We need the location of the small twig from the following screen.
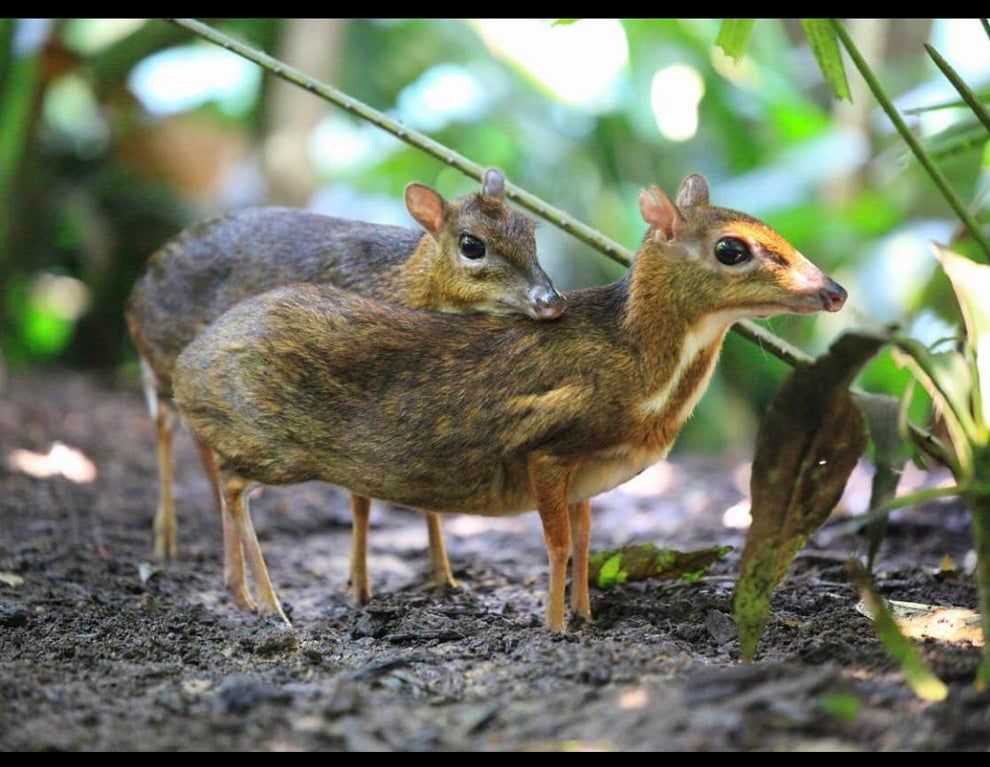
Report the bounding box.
[831,19,990,262]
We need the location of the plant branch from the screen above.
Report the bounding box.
[166,18,945,465]
[831,19,990,262]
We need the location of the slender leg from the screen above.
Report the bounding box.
[425,512,458,589]
[195,437,223,515]
[349,493,372,604]
[153,407,178,560]
[529,455,573,633]
[568,500,592,621]
[217,475,256,612]
[238,491,290,626]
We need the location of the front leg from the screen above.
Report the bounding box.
[568,500,592,621]
[349,493,372,604]
[425,512,458,589]
[529,454,574,633]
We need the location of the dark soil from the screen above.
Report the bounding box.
[1,371,987,751]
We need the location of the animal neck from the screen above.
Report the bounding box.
[622,253,738,435]
[394,234,444,310]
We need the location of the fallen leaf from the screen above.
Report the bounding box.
[588,544,731,588]
[0,572,24,588]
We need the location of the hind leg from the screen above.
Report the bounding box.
[152,406,178,560]
[140,358,178,560]
[221,473,288,624]
[195,437,223,514]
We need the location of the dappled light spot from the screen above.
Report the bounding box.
[473,19,627,109]
[651,64,704,142]
[7,441,97,483]
[722,499,751,530]
[617,687,649,709]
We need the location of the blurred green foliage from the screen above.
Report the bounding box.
[0,18,986,453]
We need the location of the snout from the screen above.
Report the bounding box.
[529,285,566,320]
[818,278,847,312]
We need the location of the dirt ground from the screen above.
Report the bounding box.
[1,370,987,751]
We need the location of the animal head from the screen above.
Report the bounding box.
[636,174,846,320]
[404,168,564,320]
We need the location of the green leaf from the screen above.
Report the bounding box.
[552,19,579,27]
[853,392,910,570]
[934,244,990,436]
[904,91,990,115]
[800,19,851,101]
[892,340,977,476]
[715,20,756,63]
[816,693,861,723]
[735,330,883,659]
[847,560,948,701]
[588,544,731,589]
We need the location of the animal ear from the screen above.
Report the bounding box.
[675,173,709,209]
[482,167,506,198]
[638,185,685,242]
[404,183,447,235]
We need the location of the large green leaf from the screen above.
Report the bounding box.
[734,331,883,659]
[935,244,990,437]
[800,20,851,101]
[715,20,756,63]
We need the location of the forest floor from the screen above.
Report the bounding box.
[1,370,987,751]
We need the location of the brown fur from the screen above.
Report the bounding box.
[173,175,846,630]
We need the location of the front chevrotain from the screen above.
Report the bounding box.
[174,174,846,629]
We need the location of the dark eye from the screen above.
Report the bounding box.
[714,237,751,266]
[458,234,486,260]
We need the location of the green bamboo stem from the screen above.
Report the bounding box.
[167,18,943,463]
[831,19,990,262]
[923,44,990,134]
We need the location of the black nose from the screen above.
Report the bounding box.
[532,287,565,320]
[819,279,847,312]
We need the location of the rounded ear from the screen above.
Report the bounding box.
[638,185,685,242]
[482,167,506,198]
[675,173,709,209]
[404,183,447,235]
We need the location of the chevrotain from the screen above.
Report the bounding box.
[173,174,847,629]
[126,169,563,603]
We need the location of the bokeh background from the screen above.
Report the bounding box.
[1,18,988,452]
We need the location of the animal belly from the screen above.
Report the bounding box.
[568,449,667,503]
